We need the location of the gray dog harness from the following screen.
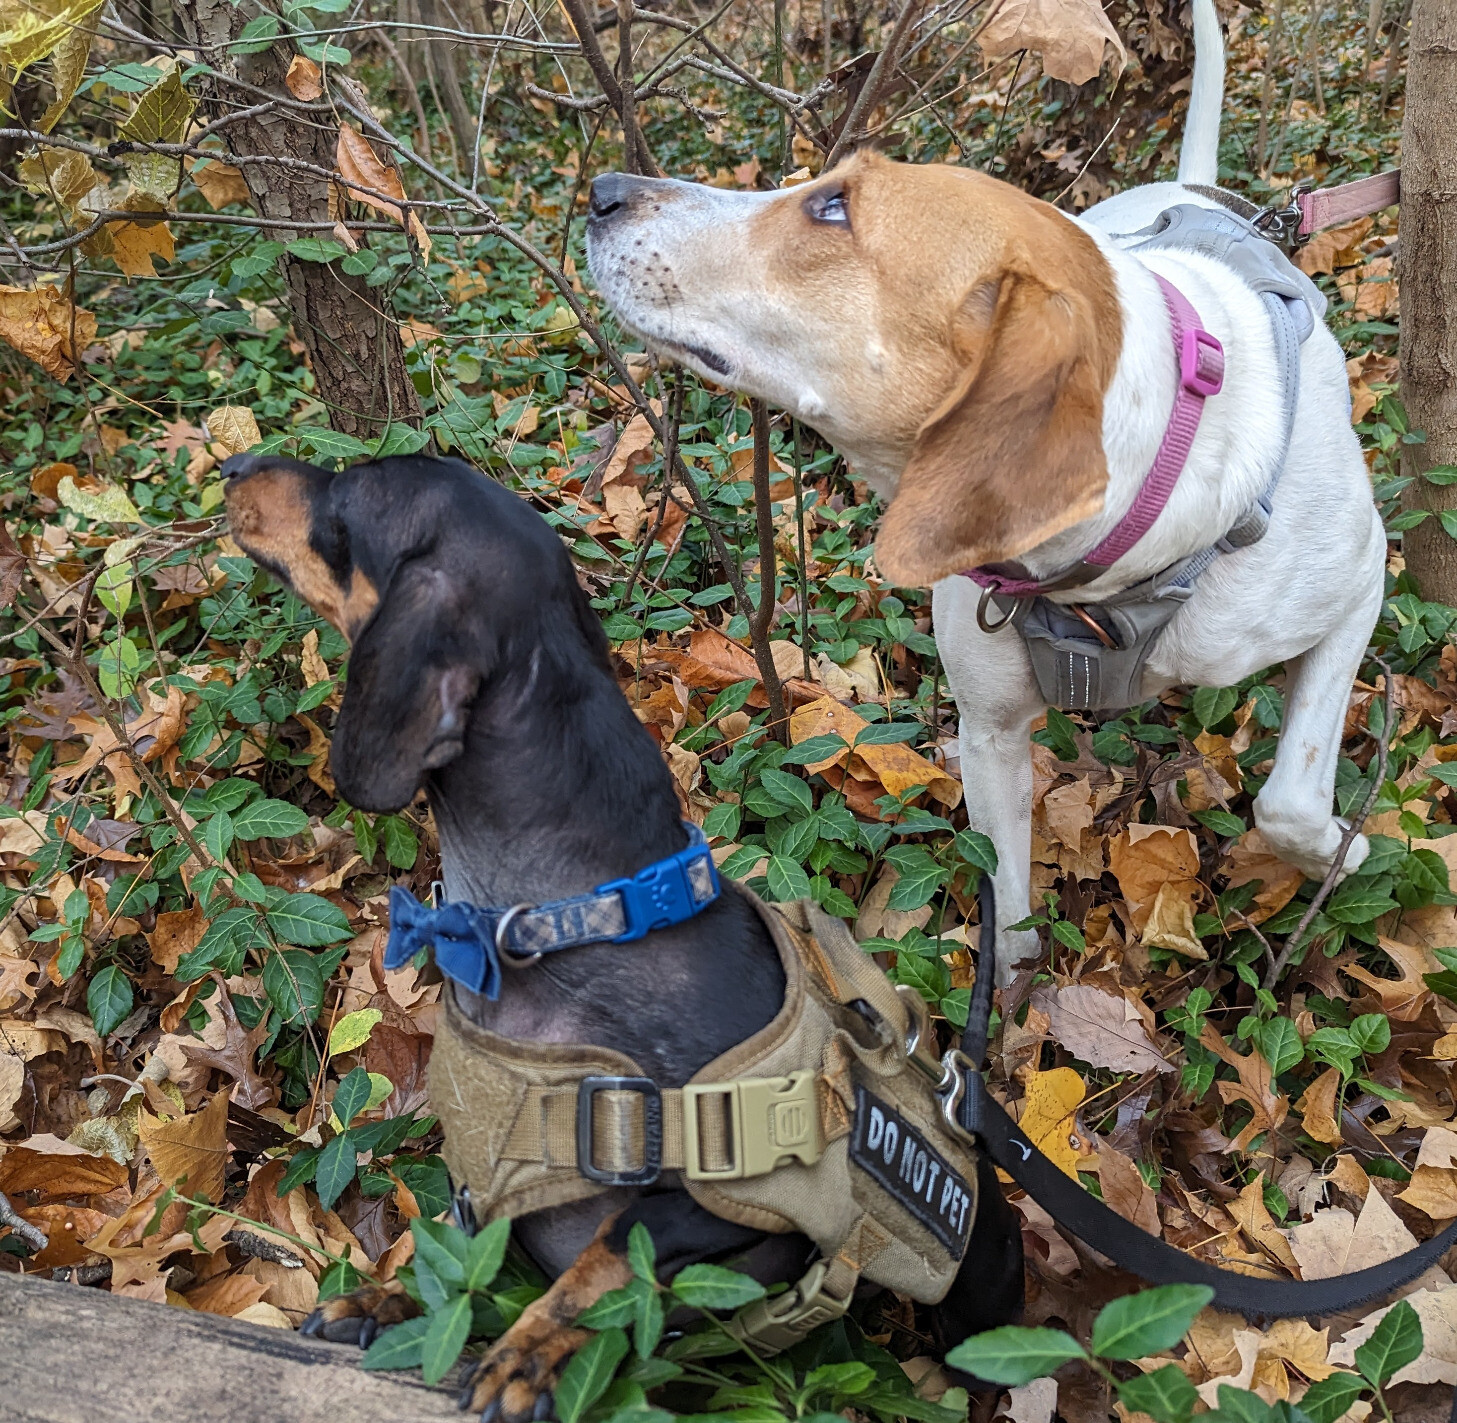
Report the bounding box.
[965,205,1328,713]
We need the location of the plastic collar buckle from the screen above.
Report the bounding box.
[1180,326,1225,398]
[683,1071,824,1181]
[577,1075,662,1186]
[601,844,714,942]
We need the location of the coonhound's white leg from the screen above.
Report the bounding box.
[932,576,1046,986]
[1252,581,1383,882]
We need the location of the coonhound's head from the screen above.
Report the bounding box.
[222,454,598,813]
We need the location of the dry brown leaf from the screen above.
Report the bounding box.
[789,694,961,807]
[1200,1023,1289,1153]
[977,0,1127,84]
[1034,982,1175,1074]
[1344,935,1436,1019]
[1295,1068,1343,1146]
[205,405,261,457]
[0,283,98,380]
[1,1055,26,1131]
[336,123,406,221]
[20,1203,113,1268]
[1142,880,1207,959]
[138,1087,230,1201]
[1288,1185,1417,1280]
[857,865,934,940]
[108,218,175,279]
[191,158,251,210]
[1397,1165,1457,1221]
[1109,824,1200,933]
[1230,1174,1301,1273]
[1220,829,1307,926]
[0,1144,128,1198]
[186,1271,271,1316]
[1294,216,1373,276]
[285,54,323,100]
[1096,1141,1159,1236]
[147,903,206,976]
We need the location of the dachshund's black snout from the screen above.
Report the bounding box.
[588,171,653,221]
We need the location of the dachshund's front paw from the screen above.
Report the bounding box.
[300,1280,421,1348]
[457,1315,588,1422]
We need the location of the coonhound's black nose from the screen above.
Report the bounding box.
[221,454,264,480]
[589,171,652,220]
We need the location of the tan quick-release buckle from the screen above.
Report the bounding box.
[724,1257,856,1354]
[682,1070,824,1181]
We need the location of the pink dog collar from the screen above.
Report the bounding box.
[964,274,1223,598]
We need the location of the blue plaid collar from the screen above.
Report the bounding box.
[382,823,720,1000]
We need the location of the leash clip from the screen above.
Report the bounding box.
[495,903,541,968]
[936,1048,981,1144]
[1253,179,1313,250]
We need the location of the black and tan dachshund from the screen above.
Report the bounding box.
[220,452,1023,1420]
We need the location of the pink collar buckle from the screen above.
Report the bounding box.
[1180,326,1225,397]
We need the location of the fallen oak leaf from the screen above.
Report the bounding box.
[1199,1022,1289,1153]
[138,1087,230,1202]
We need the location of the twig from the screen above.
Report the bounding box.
[1257,0,1288,170]
[0,1192,48,1252]
[748,400,789,743]
[823,0,922,168]
[1262,660,1395,990]
[558,0,659,175]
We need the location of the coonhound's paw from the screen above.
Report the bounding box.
[300,1280,420,1348]
[456,1315,588,1423]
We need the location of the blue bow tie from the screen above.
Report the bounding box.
[382,824,719,1000]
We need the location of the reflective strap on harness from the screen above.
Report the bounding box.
[500,1070,828,1186]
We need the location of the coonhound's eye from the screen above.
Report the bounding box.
[803,188,850,227]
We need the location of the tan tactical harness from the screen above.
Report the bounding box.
[428,889,982,1353]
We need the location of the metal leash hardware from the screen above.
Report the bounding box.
[1252,179,1314,251]
[976,586,1017,635]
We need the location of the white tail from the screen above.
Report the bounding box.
[1178,0,1225,186]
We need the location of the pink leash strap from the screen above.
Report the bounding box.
[1297,170,1401,238]
[964,274,1223,598]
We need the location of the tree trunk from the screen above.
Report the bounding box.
[1397,0,1457,601]
[173,0,422,439]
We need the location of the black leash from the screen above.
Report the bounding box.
[957,880,1457,1321]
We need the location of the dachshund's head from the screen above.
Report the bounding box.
[222,454,604,813]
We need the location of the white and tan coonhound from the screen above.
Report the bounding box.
[585,0,1383,982]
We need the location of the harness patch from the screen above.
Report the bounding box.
[849,1086,972,1257]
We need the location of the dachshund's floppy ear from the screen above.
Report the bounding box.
[875,264,1118,586]
[330,562,484,811]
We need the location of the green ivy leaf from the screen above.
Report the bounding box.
[556,1327,630,1423]
[262,947,325,1026]
[86,964,134,1038]
[1115,1364,1199,1423]
[780,735,848,765]
[332,1066,373,1127]
[412,1217,468,1289]
[758,768,813,817]
[1191,685,1238,730]
[421,1292,473,1386]
[360,1314,430,1371]
[952,828,998,874]
[1252,1016,1303,1077]
[1294,1372,1365,1423]
[627,1221,656,1283]
[765,855,812,902]
[1090,1284,1213,1360]
[266,892,353,946]
[945,1326,1084,1386]
[313,1129,359,1211]
[464,1216,510,1292]
[231,798,309,840]
[1354,1298,1423,1388]
[669,1264,766,1311]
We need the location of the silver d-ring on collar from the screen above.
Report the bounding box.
[495,904,541,968]
[976,586,1016,635]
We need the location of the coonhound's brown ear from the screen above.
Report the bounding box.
[875,265,1117,587]
[331,562,483,811]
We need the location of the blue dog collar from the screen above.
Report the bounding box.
[382,823,720,1000]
